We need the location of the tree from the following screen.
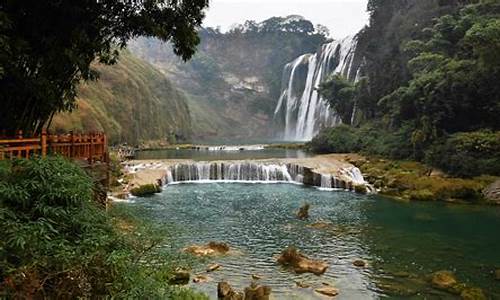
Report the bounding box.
[318,74,356,124]
[0,0,209,134]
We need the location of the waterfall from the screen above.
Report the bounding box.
[163,161,370,192]
[274,36,360,141]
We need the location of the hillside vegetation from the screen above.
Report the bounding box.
[311,0,500,178]
[129,16,328,141]
[52,51,192,145]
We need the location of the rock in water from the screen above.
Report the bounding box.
[353,259,366,267]
[315,286,339,297]
[431,270,457,290]
[252,274,263,280]
[193,275,210,283]
[184,241,230,257]
[277,246,328,275]
[218,282,243,300]
[244,282,272,300]
[295,281,311,288]
[297,203,310,220]
[170,269,190,285]
[460,287,487,300]
[207,263,221,272]
[495,269,500,281]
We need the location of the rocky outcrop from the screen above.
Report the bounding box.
[484,179,500,205]
[184,241,230,257]
[277,247,328,275]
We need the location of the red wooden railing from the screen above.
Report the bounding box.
[0,129,108,164]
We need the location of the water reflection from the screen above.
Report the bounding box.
[135,148,311,161]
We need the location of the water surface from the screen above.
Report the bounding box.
[129,183,500,299]
[135,148,311,161]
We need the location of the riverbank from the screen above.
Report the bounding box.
[341,154,499,205]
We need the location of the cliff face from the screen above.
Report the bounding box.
[51,51,192,145]
[129,16,328,142]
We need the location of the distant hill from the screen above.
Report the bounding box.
[129,16,328,142]
[51,51,192,145]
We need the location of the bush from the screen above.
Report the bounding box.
[130,184,162,197]
[0,156,206,299]
[425,131,500,177]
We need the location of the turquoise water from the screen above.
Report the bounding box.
[135,148,311,161]
[130,183,500,299]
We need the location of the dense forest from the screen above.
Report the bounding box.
[312,0,500,177]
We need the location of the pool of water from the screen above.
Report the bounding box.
[128,183,500,299]
[135,148,311,161]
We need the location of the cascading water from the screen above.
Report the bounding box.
[274,36,361,141]
[163,161,370,192]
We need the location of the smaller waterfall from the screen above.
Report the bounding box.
[162,162,371,192]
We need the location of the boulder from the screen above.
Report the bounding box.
[244,282,272,300]
[353,259,366,267]
[217,282,243,300]
[170,269,190,285]
[460,287,487,300]
[431,270,457,290]
[315,286,339,297]
[207,263,221,272]
[277,247,328,275]
[297,203,310,220]
[184,241,230,257]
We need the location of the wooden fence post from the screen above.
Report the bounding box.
[41,129,47,158]
[89,132,94,165]
[70,131,74,158]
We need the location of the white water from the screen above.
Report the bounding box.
[164,161,369,192]
[274,36,360,141]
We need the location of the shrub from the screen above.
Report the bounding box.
[130,184,162,197]
[425,131,500,177]
[0,156,205,299]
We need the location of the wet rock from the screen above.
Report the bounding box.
[353,259,366,267]
[483,179,500,205]
[495,269,500,281]
[378,282,418,297]
[354,185,368,194]
[307,222,333,230]
[277,246,328,275]
[207,263,221,272]
[218,282,243,300]
[170,269,190,285]
[184,241,230,257]
[297,203,310,220]
[295,281,311,288]
[315,286,339,297]
[244,282,272,300]
[252,274,263,280]
[431,270,457,290]
[193,274,210,283]
[460,287,487,300]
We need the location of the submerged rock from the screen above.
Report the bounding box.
[184,241,230,257]
[295,281,311,288]
[277,246,328,275]
[353,259,366,267]
[170,269,190,285]
[495,269,500,281]
[244,282,272,300]
[460,287,487,300]
[315,286,339,297]
[193,274,210,283]
[217,282,243,300]
[297,203,310,220]
[207,263,221,272]
[307,222,333,230]
[431,270,457,290]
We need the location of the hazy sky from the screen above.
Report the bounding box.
[203,0,369,39]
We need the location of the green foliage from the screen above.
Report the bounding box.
[0,0,208,133]
[425,131,500,177]
[318,75,356,124]
[0,157,205,298]
[308,125,362,154]
[130,184,162,197]
[51,51,192,145]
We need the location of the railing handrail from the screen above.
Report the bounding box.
[0,129,108,163]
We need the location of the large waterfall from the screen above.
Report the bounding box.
[273,36,361,141]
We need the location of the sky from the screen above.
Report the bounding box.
[203,0,370,39]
